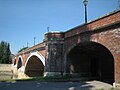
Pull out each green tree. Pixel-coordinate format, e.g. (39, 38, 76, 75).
(6, 43, 11, 63)
(0, 41, 11, 64)
(0, 44, 2, 63)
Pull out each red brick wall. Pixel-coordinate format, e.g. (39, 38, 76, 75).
(65, 10, 120, 38)
(91, 27, 120, 83)
(64, 10, 120, 83)
(14, 10, 120, 83)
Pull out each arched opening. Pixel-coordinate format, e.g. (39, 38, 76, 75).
(14, 59, 16, 65)
(17, 58, 22, 69)
(67, 41, 114, 84)
(25, 55, 44, 77)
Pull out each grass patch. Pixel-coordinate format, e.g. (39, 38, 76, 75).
(0, 74, 100, 82)
(95, 88, 116, 90)
(0, 75, 70, 82)
(16, 75, 71, 82)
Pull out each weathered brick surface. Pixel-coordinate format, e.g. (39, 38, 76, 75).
(65, 10, 120, 38)
(13, 9, 120, 84)
(45, 32, 64, 73)
(91, 28, 120, 83)
(64, 10, 120, 83)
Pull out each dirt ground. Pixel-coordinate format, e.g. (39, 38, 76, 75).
(0, 64, 12, 80)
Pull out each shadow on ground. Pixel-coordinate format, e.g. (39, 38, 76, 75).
(0, 80, 113, 90)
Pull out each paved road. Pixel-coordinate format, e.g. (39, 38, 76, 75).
(0, 80, 113, 90)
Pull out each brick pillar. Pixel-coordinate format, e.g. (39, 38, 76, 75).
(44, 32, 64, 76)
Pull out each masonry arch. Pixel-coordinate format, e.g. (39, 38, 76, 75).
(13, 57, 16, 65)
(24, 52, 45, 77)
(66, 41, 114, 84)
(17, 56, 23, 69)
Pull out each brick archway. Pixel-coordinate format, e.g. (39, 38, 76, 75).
(13, 57, 16, 66)
(24, 52, 45, 77)
(17, 56, 23, 69)
(66, 41, 114, 84)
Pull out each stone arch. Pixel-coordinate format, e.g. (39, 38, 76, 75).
(66, 41, 114, 84)
(24, 51, 45, 77)
(17, 56, 23, 69)
(13, 57, 16, 66)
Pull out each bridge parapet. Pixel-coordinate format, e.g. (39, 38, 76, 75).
(65, 9, 120, 38)
(44, 32, 64, 41)
(17, 42, 45, 56)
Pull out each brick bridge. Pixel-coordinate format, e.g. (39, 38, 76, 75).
(12, 10, 120, 86)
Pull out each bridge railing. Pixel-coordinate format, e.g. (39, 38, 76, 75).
(17, 42, 45, 55)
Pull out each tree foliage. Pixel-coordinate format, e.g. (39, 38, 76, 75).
(0, 41, 11, 64)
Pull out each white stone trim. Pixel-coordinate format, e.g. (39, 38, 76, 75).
(113, 83, 120, 89)
(18, 55, 23, 65)
(14, 64, 17, 68)
(24, 51, 45, 73)
(18, 66, 25, 73)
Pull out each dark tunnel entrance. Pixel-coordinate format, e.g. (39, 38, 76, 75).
(67, 42, 114, 84)
(25, 55, 44, 77)
(14, 59, 16, 65)
(17, 58, 22, 69)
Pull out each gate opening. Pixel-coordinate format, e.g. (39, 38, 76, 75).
(67, 42, 114, 84)
(14, 59, 16, 65)
(25, 55, 44, 77)
(17, 58, 22, 69)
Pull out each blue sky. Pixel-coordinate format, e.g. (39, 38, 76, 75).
(0, 0, 118, 54)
